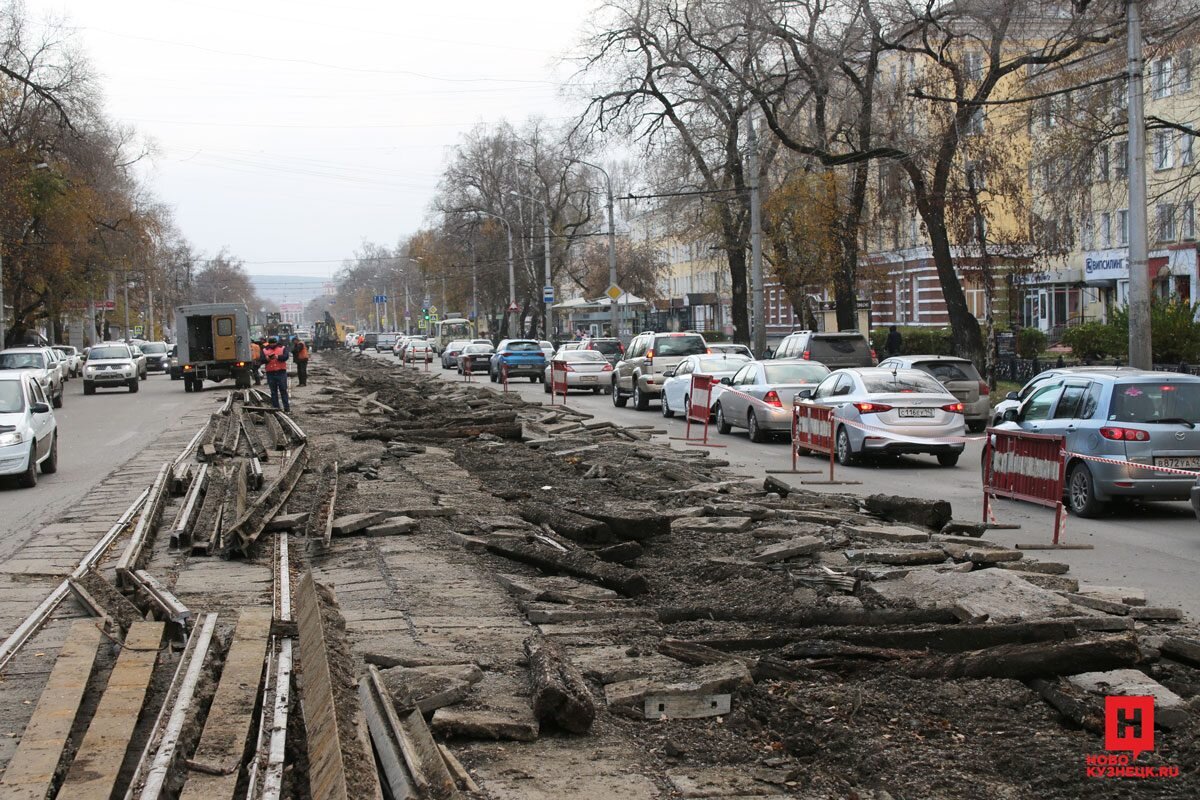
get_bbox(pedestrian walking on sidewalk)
[292,335,309,386]
[886,325,903,357]
[261,335,290,412]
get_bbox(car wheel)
[633,382,649,411]
[1067,462,1107,518]
[490,369,497,383]
[40,434,58,474]
[661,393,674,418]
[83,381,95,396]
[140,370,147,380]
[748,409,767,443]
[967,421,986,433]
[543,379,551,394]
[17,445,37,488]
[529,376,538,384]
[592,387,600,394]
[835,426,857,466]
[52,389,63,409]
[129,379,139,393]
[715,403,732,434]
[937,452,961,467]
[612,380,628,407]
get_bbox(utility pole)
[579,160,620,339]
[123,273,131,342]
[748,112,766,357]
[404,283,411,334]
[148,282,154,340]
[1126,0,1152,369]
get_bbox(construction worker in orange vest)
[261,335,290,412]
[291,335,309,386]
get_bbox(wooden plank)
[58,622,165,799]
[0,621,103,800]
[179,609,272,800]
[295,572,348,800]
[643,693,731,720]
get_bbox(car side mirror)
[796,388,814,400]
[1005,391,1019,401]
[663,368,676,377]
[719,377,732,385]
[1002,408,1018,422]
[31,402,50,414]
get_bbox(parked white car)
[0,348,64,408]
[52,345,83,377]
[0,371,58,487]
[83,343,141,394]
[659,353,751,419]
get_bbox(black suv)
[773,330,875,368]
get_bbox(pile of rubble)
[300,351,1200,798]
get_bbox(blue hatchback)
[490,339,547,383]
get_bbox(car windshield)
[141,342,168,354]
[588,340,622,354]
[463,344,493,354]
[539,341,553,349]
[86,346,130,360]
[0,381,24,412]
[506,341,540,352]
[1108,382,1200,423]
[809,336,870,357]
[915,360,981,382]
[696,356,748,372]
[0,352,45,370]
[863,372,946,394]
[764,363,830,384]
[654,335,706,357]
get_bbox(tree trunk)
[524,636,595,734]
[724,232,750,346]
[923,204,985,363]
[901,635,1140,680]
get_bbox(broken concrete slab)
[594,541,644,564]
[750,536,824,564]
[668,768,794,798]
[864,567,1079,623]
[933,534,1002,548]
[495,574,620,603]
[1069,669,1189,728]
[1009,572,1080,593]
[380,666,473,714]
[265,511,309,531]
[1064,593,1130,616]
[939,543,1023,563]
[570,645,681,684]
[331,511,388,536]
[843,523,931,543]
[430,706,539,742]
[864,494,951,531]
[604,661,753,719]
[1129,606,1183,621]
[364,515,418,536]
[523,603,655,625]
[997,560,1070,575]
[672,516,755,535]
[1077,585,1147,607]
[843,548,946,566]
[940,519,989,537]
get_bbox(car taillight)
[870,348,878,362]
[802,350,810,360]
[941,402,964,413]
[602,363,613,371]
[978,380,990,396]
[1100,427,1150,441]
[235,361,246,367]
[502,352,513,357]
[764,390,782,407]
[183,364,193,371]
[563,363,575,372]
[644,349,653,366]
[854,402,893,413]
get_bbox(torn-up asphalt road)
[297,349,1199,799]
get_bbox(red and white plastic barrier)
[982,428,1081,548]
[670,374,724,448]
[462,356,474,382]
[501,361,509,394]
[549,360,569,405]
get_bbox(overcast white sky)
[30,0,599,291]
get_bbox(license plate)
[580,375,597,382]
[1154,456,1200,469]
[898,408,934,418]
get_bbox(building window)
[1182,134,1195,166]
[1096,143,1109,182]
[1181,50,1194,92]
[963,51,983,82]
[1100,212,1112,248]
[1081,216,1095,250]
[1039,97,1055,128]
[1154,130,1174,170]
[1184,201,1196,240]
[1115,139,1129,179]
[964,107,985,136]
[1152,57,1173,99]
[1114,82,1128,112]
[1118,209,1129,246]
[965,160,986,191]
[1157,203,1177,241]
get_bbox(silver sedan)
[659,353,750,419]
[543,349,613,394]
[797,367,965,466]
[713,360,831,442]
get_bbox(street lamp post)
[577,160,619,339]
[509,191,552,340]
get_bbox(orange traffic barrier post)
[983,428,1091,550]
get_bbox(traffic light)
[422,308,430,322]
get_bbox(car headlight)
[0,431,25,447]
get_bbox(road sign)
[543,286,555,303]
[417,319,427,330]
[428,305,438,315]
[374,294,387,304]
[133,325,144,336]
[508,301,520,312]
[605,284,623,301]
